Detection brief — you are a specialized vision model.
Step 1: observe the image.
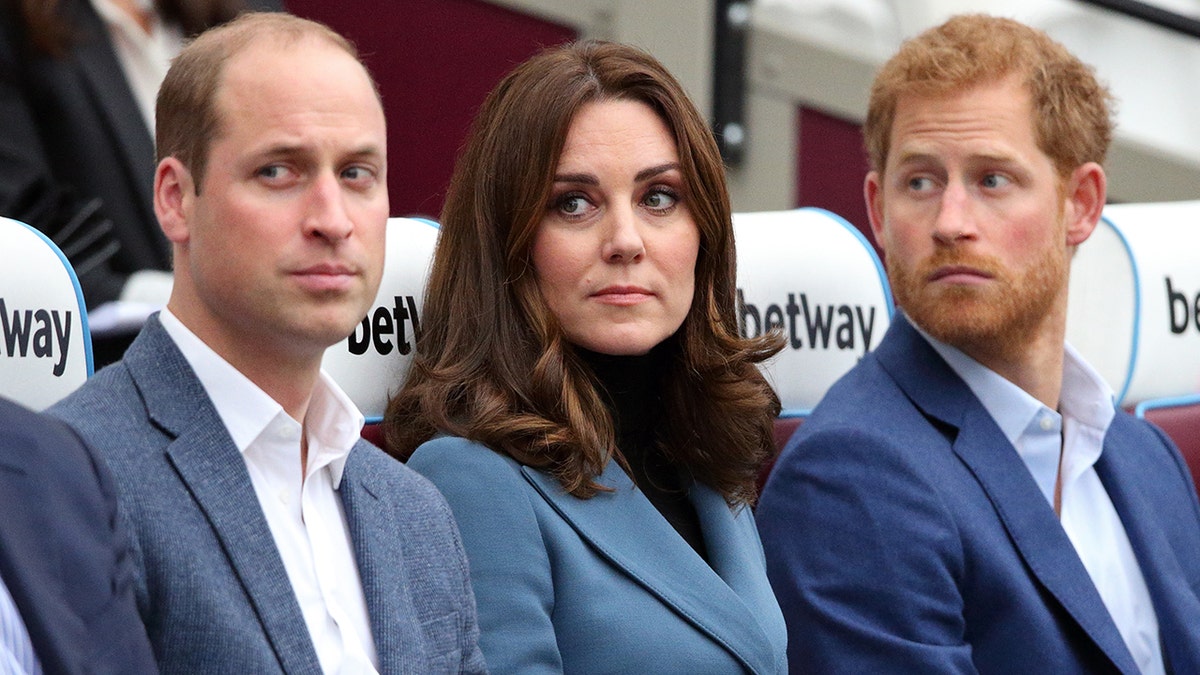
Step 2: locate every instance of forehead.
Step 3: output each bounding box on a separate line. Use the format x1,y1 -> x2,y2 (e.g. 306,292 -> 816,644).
214,36 -> 383,139
557,99 -> 677,166
887,78 -> 1042,165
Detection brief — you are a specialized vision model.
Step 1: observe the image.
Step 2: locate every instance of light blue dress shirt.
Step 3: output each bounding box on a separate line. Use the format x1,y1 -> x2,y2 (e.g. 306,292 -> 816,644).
918,327 -> 1165,675
0,573 -> 41,675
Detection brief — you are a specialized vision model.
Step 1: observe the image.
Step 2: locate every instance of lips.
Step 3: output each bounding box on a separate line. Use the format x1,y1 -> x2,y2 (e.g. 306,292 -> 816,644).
591,285 -> 654,306
928,265 -> 994,285
292,262 -> 359,292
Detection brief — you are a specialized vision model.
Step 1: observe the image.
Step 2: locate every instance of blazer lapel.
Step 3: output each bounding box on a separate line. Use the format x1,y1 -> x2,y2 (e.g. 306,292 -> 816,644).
522,462 -> 777,675
1096,422 -> 1200,672
877,315 -> 1140,674
65,0 -> 156,223
338,446 -> 424,675
126,319 -> 322,674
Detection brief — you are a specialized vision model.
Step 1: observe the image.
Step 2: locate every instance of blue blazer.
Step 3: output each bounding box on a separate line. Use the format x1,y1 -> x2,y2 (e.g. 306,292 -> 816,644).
409,436 -> 788,674
0,397 -> 157,674
757,314 -> 1200,674
49,317 -> 487,674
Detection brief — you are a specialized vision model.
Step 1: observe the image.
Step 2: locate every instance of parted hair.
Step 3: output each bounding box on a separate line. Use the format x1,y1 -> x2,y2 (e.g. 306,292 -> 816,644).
155,11 -> 364,190
865,13 -> 1115,178
384,40 -> 784,506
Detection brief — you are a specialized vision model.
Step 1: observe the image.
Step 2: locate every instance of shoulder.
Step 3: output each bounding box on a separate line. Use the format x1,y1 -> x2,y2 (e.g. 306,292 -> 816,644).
406,435 -> 551,552
408,435 -> 529,492
0,397 -> 108,500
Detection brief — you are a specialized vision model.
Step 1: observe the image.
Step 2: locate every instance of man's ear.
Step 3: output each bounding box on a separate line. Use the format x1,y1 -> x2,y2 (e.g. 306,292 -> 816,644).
1063,161 -> 1106,247
865,171 -> 887,254
154,157 -> 195,245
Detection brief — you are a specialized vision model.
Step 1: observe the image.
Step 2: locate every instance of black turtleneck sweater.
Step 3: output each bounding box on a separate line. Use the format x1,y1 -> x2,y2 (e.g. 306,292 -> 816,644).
578,346 -> 709,562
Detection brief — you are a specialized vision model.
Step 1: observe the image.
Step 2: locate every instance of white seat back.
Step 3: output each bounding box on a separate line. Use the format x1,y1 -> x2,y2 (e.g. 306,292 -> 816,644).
1067,200 -> 1200,405
322,217 -> 439,423
0,217 -> 92,409
734,208 -> 894,416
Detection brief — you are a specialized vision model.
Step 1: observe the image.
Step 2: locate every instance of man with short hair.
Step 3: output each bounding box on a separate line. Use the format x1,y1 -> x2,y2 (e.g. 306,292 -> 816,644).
50,12 -> 485,673
757,14 -> 1200,673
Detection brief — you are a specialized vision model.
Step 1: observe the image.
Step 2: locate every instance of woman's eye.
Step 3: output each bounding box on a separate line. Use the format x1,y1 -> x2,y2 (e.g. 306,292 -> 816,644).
556,194 -> 589,215
643,189 -> 678,210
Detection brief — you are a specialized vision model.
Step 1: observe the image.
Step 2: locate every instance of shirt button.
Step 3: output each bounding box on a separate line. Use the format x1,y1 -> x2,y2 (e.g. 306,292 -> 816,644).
1039,416 -> 1055,431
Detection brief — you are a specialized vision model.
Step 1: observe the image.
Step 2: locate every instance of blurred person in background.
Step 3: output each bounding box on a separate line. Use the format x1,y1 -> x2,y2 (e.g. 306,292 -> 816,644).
0,0 -> 279,363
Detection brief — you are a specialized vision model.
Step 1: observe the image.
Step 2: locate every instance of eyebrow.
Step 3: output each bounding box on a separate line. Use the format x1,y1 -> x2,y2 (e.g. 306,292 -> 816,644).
552,162 -> 681,185
255,143 -> 384,161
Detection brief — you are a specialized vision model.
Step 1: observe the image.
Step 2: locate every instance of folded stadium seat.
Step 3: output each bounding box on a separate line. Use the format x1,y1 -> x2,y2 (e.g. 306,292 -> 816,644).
1068,200 -> 1200,494
322,217 -> 439,452
1136,396 -> 1200,495
732,208 -> 894,490
0,217 -> 93,410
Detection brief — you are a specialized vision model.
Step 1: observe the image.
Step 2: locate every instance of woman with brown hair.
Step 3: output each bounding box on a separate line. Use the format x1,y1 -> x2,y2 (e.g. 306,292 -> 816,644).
386,40 -> 788,673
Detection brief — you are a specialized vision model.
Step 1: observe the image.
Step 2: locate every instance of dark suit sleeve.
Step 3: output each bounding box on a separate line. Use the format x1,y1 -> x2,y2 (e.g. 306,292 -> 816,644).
756,427 -> 978,674
53,418 -> 159,673
0,400 -> 157,673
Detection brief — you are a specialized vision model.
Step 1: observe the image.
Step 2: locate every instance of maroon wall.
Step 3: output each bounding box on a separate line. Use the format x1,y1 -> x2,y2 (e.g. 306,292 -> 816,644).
285,0 -> 577,218
795,106 -> 875,251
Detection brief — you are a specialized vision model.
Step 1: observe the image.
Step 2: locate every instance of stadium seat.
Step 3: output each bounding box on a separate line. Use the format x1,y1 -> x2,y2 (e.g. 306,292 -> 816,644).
1136,396 -> 1200,497
322,217 -> 439,450
733,207 -> 894,486
0,217 -> 93,410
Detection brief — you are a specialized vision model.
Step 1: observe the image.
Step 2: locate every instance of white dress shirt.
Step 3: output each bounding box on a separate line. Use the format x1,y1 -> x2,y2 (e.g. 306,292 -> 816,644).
0,573 -> 40,675
160,310 -> 379,674
89,0 -> 184,132
923,330 -> 1164,675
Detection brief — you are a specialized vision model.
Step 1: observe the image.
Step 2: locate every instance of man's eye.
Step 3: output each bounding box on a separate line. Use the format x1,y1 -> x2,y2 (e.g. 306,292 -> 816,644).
981,174 -> 1011,189
257,165 -> 286,180
908,176 -> 933,191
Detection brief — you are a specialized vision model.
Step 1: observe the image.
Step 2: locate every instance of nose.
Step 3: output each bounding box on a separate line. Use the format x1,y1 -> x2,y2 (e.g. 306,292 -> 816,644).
601,204 -> 645,263
932,179 -> 977,245
304,172 -> 354,242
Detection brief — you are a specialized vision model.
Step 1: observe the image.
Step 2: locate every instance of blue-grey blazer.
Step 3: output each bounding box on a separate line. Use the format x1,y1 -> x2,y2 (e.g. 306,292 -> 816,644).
757,313 -> 1200,674
49,316 -> 487,674
408,436 -> 788,674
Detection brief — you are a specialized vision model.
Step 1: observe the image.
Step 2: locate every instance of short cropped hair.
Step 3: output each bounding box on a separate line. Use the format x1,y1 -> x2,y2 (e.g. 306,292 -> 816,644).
155,12 -> 366,190
865,14 -> 1115,178
385,40 -> 783,505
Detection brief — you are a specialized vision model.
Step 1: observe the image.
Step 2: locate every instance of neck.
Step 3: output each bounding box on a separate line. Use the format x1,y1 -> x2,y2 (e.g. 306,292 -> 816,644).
577,343 -> 668,447
167,301 -> 324,423
109,0 -> 154,34
959,306 -> 1067,410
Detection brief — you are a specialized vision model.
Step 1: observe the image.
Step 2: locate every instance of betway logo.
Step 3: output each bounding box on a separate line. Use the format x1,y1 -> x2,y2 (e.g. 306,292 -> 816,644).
0,299 -> 73,376
738,289 -> 877,357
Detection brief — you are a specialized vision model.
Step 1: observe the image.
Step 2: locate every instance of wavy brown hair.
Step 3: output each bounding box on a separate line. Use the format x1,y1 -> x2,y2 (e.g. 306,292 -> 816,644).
384,40 -> 783,506
865,14 -> 1115,179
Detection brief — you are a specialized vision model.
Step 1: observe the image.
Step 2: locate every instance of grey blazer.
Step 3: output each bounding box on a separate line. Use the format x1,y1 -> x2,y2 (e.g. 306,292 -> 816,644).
49,316 -> 487,674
